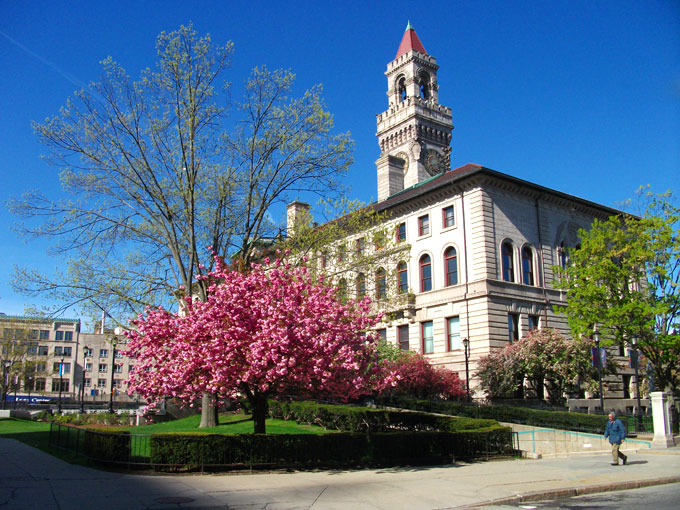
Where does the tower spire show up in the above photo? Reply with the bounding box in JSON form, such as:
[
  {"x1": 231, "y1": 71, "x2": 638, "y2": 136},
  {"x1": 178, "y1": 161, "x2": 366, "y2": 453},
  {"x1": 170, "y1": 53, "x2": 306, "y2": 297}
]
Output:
[{"x1": 395, "y1": 22, "x2": 427, "y2": 58}]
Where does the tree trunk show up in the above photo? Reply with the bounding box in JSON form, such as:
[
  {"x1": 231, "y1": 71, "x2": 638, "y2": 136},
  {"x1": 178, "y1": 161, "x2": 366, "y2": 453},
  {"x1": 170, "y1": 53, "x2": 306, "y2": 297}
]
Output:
[
  {"x1": 199, "y1": 393, "x2": 218, "y2": 428},
  {"x1": 250, "y1": 393, "x2": 268, "y2": 434}
]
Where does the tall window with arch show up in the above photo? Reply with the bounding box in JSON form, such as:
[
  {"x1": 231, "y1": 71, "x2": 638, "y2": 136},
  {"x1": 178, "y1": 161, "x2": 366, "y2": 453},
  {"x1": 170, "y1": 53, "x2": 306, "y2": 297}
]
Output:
[
  {"x1": 397, "y1": 77, "x2": 406, "y2": 102},
  {"x1": 419, "y1": 254, "x2": 432, "y2": 292},
  {"x1": 418, "y1": 72, "x2": 430, "y2": 99},
  {"x1": 521, "y1": 246, "x2": 534, "y2": 286},
  {"x1": 356, "y1": 273, "x2": 366, "y2": 298},
  {"x1": 444, "y1": 246, "x2": 458, "y2": 286},
  {"x1": 397, "y1": 261, "x2": 408, "y2": 294},
  {"x1": 375, "y1": 268, "x2": 387, "y2": 300},
  {"x1": 501, "y1": 241, "x2": 515, "y2": 282},
  {"x1": 337, "y1": 278, "x2": 347, "y2": 303}
]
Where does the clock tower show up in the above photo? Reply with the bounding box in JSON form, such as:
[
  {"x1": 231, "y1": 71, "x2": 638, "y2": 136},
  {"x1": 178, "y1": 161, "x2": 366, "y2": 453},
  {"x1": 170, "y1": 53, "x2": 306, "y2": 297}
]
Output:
[{"x1": 376, "y1": 22, "x2": 453, "y2": 201}]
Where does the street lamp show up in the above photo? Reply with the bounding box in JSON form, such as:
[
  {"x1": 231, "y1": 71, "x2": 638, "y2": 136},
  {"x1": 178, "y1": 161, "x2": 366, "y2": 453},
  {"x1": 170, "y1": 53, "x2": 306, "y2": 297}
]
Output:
[
  {"x1": 108, "y1": 332, "x2": 119, "y2": 414},
  {"x1": 594, "y1": 327, "x2": 605, "y2": 414},
  {"x1": 462, "y1": 337, "x2": 471, "y2": 402},
  {"x1": 80, "y1": 345, "x2": 88, "y2": 413},
  {"x1": 2, "y1": 361, "x2": 12, "y2": 410},
  {"x1": 57, "y1": 357, "x2": 64, "y2": 414},
  {"x1": 631, "y1": 338, "x2": 643, "y2": 431}
]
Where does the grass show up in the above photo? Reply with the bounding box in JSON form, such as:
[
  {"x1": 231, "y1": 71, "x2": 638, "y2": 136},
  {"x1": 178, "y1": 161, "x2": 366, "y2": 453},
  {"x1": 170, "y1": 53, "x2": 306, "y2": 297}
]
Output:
[
  {"x1": 125, "y1": 412, "x2": 332, "y2": 435},
  {"x1": 0, "y1": 417, "x2": 86, "y2": 464}
]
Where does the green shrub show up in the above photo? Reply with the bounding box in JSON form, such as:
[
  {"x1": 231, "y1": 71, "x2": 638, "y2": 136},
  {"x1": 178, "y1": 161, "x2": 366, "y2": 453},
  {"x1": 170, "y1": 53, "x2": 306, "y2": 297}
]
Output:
[
  {"x1": 378, "y1": 396, "x2": 609, "y2": 434},
  {"x1": 149, "y1": 427, "x2": 512, "y2": 471},
  {"x1": 269, "y1": 400, "x2": 498, "y2": 433},
  {"x1": 82, "y1": 429, "x2": 131, "y2": 463}
]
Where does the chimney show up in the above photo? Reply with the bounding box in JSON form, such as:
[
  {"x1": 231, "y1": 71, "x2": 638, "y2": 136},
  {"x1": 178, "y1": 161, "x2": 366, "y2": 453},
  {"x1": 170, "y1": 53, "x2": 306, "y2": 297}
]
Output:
[{"x1": 286, "y1": 201, "x2": 311, "y2": 238}]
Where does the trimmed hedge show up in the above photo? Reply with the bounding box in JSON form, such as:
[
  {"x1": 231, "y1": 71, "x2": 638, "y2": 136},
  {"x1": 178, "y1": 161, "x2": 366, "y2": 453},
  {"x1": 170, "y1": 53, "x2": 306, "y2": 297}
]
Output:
[
  {"x1": 82, "y1": 428, "x2": 131, "y2": 463},
  {"x1": 269, "y1": 400, "x2": 498, "y2": 432},
  {"x1": 378, "y1": 396, "x2": 610, "y2": 434},
  {"x1": 149, "y1": 427, "x2": 512, "y2": 471}
]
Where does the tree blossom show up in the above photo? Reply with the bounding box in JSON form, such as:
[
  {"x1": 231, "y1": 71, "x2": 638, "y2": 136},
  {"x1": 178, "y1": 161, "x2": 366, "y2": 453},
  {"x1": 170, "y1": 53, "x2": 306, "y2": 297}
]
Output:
[{"x1": 125, "y1": 258, "x2": 383, "y2": 433}]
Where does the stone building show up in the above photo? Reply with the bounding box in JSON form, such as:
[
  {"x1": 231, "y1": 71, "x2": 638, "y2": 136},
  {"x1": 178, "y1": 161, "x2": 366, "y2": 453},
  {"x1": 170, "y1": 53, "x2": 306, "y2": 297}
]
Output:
[{"x1": 288, "y1": 24, "x2": 641, "y2": 409}]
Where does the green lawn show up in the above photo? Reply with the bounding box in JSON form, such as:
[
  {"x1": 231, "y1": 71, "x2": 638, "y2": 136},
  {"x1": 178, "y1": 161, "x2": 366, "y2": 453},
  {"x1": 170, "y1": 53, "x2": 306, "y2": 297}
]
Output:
[{"x1": 125, "y1": 412, "x2": 332, "y2": 435}]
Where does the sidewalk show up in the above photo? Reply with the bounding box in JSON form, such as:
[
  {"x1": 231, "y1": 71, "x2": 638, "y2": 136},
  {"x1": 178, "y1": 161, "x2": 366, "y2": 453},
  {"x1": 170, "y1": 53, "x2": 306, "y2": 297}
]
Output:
[{"x1": 1, "y1": 438, "x2": 679, "y2": 510}]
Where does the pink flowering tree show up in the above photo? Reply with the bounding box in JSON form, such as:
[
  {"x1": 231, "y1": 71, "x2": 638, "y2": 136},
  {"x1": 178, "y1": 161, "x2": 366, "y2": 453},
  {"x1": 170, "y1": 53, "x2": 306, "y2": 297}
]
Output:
[{"x1": 125, "y1": 258, "x2": 382, "y2": 433}]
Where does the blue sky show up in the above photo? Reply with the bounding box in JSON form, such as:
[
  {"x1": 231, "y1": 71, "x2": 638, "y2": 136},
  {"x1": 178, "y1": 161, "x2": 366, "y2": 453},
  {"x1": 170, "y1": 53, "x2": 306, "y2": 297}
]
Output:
[{"x1": 1, "y1": 1, "x2": 678, "y2": 320}]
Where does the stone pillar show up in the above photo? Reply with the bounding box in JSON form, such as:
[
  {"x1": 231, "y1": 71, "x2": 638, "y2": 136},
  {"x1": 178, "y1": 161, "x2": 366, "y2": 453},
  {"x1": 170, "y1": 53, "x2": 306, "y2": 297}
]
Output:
[{"x1": 651, "y1": 391, "x2": 675, "y2": 448}]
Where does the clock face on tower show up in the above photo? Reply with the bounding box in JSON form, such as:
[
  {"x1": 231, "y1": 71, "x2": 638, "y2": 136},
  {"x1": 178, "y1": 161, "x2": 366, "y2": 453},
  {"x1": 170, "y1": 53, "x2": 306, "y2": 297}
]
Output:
[{"x1": 423, "y1": 149, "x2": 443, "y2": 176}]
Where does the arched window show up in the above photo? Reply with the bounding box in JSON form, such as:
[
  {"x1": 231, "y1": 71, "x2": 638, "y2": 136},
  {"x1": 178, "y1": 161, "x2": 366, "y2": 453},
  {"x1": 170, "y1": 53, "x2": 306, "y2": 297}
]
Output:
[
  {"x1": 397, "y1": 261, "x2": 408, "y2": 294},
  {"x1": 337, "y1": 278, "x2": 347, "y2": 302},
  {"x1": 444, "y1": 247, "x2": 458, "y2": 286},
  {"x1": 501, "y1": 242, "x2": 515, "y2": 282},
  {"x1": 356, "y1": 273, "x2": 366, "y2": 298},
  {"x1": 397, "y1": 77, "x2": 406, "y2": 102},
  {"x1": 419, "y1": 254, "x2": 432, "y2": 292},
  {"x1": 558, "y1": 241, "x2": 568, "y2": 269},
  {"x1": 375, "y1": 268, "x2": 387, "y2": 300},
  {"x1": 522, "y1": 247, "x2": 534, "y2": 286},
  {"x1": 419, "y1": 72, "x2": 430, "y2": 99}
]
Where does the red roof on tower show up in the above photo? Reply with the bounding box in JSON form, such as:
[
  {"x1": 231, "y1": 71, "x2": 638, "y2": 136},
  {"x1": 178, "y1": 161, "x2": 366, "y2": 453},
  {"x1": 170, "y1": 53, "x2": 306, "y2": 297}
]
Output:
[{"x1": 395, "y1": 21, "x2": 427, "y2": 58}]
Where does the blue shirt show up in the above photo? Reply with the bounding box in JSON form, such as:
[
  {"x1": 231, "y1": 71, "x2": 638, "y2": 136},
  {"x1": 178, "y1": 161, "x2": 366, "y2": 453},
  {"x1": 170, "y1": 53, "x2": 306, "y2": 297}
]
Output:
[{"x1": 604, "y1": 418, "x2": 626, "y2": 444}]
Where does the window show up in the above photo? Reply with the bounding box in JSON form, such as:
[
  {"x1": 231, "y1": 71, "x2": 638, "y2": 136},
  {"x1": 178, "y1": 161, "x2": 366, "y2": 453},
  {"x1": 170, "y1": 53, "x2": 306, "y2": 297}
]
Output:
[
  {"x1": 26, "y1": 342, "x2": 38, "y2": 355},
  {"x1": 447, "y1": 317, "x2": 461, "y2": 351},
  {"x1": 113, "y1": 379, "x2": 122, "y2": 389},
  {"x1": 419, "y1": 254, "x2": 432, "y2": 292},
  {"x1": 376, "y1": 329, "x2": 387, "y2": 344},
  {"x1": 98, "y1": 364, "x2": 108, "y2": 373},
  {"x1": 528, "y1": 315, "x2": 540, "y2": 330},
  {"x1": 337, "y1": 278, "x2": 347, "y2": 302},
  {"x1": 522, "y1": 247, "x2": 534, "y2": 285},
  {"x1": 320, "y1": 251, "x2": 327, "y2": 269},
  {"x1": 501, "y1": 242, "x2": 515, "y2": 282},
  {"x1": 397, "y1": 261, "x2": 408, "y2": 294},
  {"x1": 35, "y1": 362, "x2": 45, "y2": 373},
  {"x1": 113, "y1": 364, "x2": 124, "y2": 374},
  {"x1": 99, "y1": 349, "x2": 108, "y2": 358},
  {"x1": 356, "y1": 273, "x2": 366, "y2": 298},
  {"x1": 558, "y1": 241, "x2": 568, "y2": 269},
  {"x1": 355, "y1": 237, "x2": 365, "y2": 256},
  {"x1": 85, "y1": 363, "x2": 93, "y2": 373},
  {"x1": 34, "y1": 378, "x2": 46, "y2": 391},
  {"x1": 54, "y1": 346, "x2": 72, "y2": 357},
  {"x1": 114, "y1": 350, "x2": 124, "y2": 359},
  {"x1": 418, "y1": 215, "x2": 430, "y2": 236},
  {"x1": 83, "y1": 348, "x2": 93, "y2": 358},
  {"x1": 84, "y1": 378, "x2": 91, "y2": 388},
  {"x1": 398, "y1": 325, "x2": 409, "y2": 350},
  {"x1": 375, "y1": 268, "x2": 387, "y2": 300},
  {"x1": 64, "y1": 331, "x2": 73, "y2": 342},
  {"x1": 337, "y1": 244, "x2": 345, "y2": 263},
  {"x1": 508, "y1": 313, "x2": 519, "y2": 343},
  {"x1": 97, "y1": 379, "x2": 107, "y2": 388},
  {"x1": 53, "y1": 362, "x2": 70, "y2": 374},
  {"x1": 421, "y1": 321, "x2": 434, "y2": 354},
  {"x1": 51, "y1": 380, "x2": 69, "y2": 392},
  {"x1": 444, "y1": 247, "x2": 458, "y2": 286},
  {"x1": 442, "y1": 205, "x2": 455, "y2": 228},
  {"x1": 396, "y1": 222, "x2": 406, "y2": 242},
  {"x1": 37, "y1": 345, "x2": 48, "y2": 356},
  {"x1": 39, "y1": 330, "x2": 49, "y2": 341},
  {"x1": 30, "y1": 330, "x2": 39, "y2": 340},
  {"x1": 55, "y1": 331, "x2": 63, "y2": 341}
]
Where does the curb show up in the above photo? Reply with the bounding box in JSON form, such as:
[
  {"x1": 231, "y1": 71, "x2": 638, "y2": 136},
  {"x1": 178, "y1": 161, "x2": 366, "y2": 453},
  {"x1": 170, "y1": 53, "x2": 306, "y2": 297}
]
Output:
[{"x1": 467, "y1": 476, "x2": 680, "y2": 508}]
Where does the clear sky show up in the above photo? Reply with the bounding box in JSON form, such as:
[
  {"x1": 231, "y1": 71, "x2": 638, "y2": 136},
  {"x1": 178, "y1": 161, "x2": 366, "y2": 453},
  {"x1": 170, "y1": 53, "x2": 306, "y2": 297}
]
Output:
[{"x1": 1, "y1": 0, "x2": 678, "y2": 320}]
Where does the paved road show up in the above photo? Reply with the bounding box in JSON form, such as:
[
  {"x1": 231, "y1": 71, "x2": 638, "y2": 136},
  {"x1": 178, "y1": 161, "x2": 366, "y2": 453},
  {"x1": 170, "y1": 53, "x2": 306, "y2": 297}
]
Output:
[{"x1": 1, "y1": 438, "x2": 679, "y2": 509}]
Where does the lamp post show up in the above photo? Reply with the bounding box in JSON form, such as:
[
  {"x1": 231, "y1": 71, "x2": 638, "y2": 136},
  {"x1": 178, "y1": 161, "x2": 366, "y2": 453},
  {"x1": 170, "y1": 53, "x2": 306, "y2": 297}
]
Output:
[
  {"x1": 462, "y1": 337, "x2": 471, "y2": 402},
  {"x1": 57, "y1": 357, "x2": 64, "y2": 414},
  {"x1": 80, "y1": 346, "x2": 88, "y2": 413},
  {"x1": 2, "y1": 361, "x2": 11, "y2": 410},
  {"x1": 594, "y1": 327, "x2": 605, "y2": 414},
  {"x1": 108, "y1": 334, "x2": 118, "y2": 414},
  {"x1": 27, "y1": 375, "x2": 33, "y2": 408},
  {"x1": 631, "y1": 337, "x2": 643, "y2": 431}
]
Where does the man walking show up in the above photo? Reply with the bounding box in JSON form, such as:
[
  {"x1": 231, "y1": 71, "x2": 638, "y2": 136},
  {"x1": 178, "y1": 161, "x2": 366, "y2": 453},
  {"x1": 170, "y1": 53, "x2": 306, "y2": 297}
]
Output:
[{"x1": 604, "y1": 412, "x2": 627, "y2": 466}]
